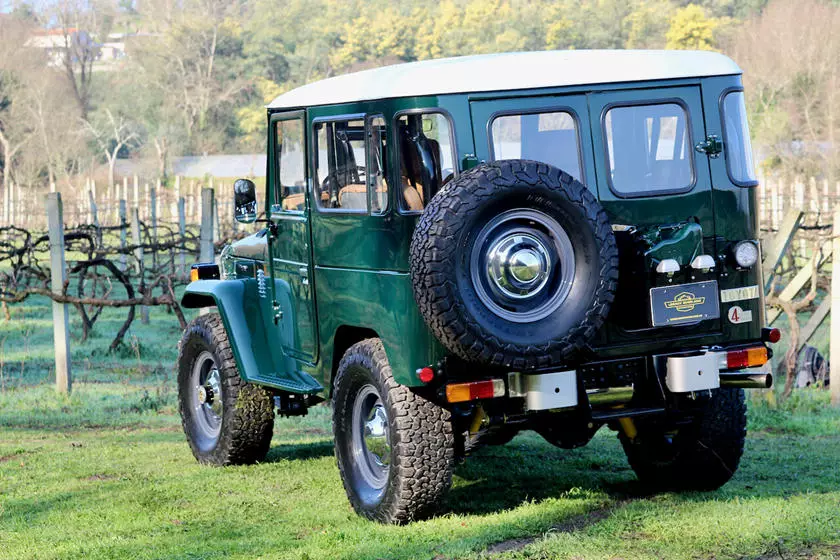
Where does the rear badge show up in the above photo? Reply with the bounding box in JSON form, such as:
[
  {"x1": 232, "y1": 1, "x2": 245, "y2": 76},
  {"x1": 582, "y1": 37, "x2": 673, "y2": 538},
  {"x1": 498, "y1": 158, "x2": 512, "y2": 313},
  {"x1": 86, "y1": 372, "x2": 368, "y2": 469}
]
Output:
[
  {"x1": 727, "y1": 305, "x2": 753, "y2": 324},
  {"x1": 720, "y1": 285, "x2": 759, "y2": 303}
]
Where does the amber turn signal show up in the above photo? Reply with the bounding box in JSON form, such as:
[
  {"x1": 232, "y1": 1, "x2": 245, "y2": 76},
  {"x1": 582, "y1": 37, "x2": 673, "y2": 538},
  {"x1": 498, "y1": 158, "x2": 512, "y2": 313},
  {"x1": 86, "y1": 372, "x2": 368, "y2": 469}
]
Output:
[
  {"x1": 726, "y1": 346, "x2": 768, "y2": 369},
  {"x1": 445, "y1": 379, "x2": 505, "y2": 403}
]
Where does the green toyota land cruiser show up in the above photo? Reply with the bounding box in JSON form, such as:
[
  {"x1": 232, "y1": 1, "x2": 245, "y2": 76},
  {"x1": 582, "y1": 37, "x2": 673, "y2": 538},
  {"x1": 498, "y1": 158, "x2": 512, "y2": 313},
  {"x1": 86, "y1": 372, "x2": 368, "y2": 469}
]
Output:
[{"x1": 177, "y1": 50, "x2": 781, "y2": 524}]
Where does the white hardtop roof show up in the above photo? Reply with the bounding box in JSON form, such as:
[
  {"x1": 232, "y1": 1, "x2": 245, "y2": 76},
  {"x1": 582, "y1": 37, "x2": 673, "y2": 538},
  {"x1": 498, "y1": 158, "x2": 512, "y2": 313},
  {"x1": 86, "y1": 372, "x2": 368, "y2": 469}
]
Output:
[{"x1": 268, "y1": 50, "x2": 741, "y2": 110}]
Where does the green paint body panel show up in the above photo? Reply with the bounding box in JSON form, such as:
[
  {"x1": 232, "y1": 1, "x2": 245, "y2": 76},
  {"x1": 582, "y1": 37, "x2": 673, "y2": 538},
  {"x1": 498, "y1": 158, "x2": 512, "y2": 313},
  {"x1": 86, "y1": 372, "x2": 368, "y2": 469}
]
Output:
[
  {"x1": 183, "y1": 71, "x2": 766, "y2": 395},
  {"x1": 182, "y1": 280, "x2": 323, "y2": 393}
]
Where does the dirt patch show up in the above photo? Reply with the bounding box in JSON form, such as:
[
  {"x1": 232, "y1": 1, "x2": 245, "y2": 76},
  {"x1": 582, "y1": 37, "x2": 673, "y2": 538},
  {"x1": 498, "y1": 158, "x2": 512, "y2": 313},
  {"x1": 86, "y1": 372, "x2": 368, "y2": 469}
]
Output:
[
  {"x1": 85, "y1": 473, "x2": 118, "y2": 481},
  {"x1": 484, "y1": 500, "x2": 628, "y2": 556}
]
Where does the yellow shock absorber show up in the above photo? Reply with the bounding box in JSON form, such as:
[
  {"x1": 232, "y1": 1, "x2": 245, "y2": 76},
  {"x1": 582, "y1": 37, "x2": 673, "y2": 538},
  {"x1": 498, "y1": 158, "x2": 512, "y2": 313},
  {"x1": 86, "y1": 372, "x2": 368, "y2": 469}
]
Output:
[{"x1": 618, "y1": 416, "x2": 638, "y2": 441}]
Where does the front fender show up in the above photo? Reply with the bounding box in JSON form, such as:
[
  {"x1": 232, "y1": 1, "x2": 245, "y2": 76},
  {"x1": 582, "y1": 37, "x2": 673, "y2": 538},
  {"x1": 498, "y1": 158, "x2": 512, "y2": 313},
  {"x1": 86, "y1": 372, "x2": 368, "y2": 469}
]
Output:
[{"x1": 181, "y1": 280, "x2": 322, "y2": 395}]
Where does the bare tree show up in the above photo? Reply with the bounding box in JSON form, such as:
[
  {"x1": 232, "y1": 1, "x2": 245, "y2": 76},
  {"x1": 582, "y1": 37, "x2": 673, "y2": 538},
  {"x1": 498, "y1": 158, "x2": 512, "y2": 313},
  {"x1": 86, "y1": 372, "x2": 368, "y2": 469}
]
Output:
[
  {"x1": 727, "y1": 0, "x2": 840, "y2": 179},
  {"x1": 84, "y1": 109, "x2": 140, "y2": 193},
  {"x1": 53, "y1": 0, "x2": 115, "y2": 119}
]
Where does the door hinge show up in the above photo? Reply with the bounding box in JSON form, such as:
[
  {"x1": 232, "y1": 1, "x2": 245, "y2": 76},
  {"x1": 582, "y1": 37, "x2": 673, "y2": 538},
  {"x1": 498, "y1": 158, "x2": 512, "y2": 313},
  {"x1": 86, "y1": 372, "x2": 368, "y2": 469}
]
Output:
[
  {"x1": 272, "y1": 301, "x2": 283, "y2": 323},
  {"x1": 695, "y1": 135, "x2": 723, "y2": 158}
]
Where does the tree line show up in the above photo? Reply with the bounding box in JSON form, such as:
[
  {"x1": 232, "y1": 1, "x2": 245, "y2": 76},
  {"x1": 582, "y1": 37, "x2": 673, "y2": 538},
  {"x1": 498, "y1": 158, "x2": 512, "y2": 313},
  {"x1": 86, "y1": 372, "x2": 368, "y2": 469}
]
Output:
[{"x1": 0, "y1": 0, "x2": 838, "y2": 202}]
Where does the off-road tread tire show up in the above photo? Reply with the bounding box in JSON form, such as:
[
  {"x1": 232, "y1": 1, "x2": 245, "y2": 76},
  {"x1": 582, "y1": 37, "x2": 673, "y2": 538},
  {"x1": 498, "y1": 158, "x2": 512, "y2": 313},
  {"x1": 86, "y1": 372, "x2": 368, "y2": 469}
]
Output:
[
  {"x1": 332, "y1": 338, "x2": 455, "y2": 524},
  {"x1": 177, "y1": 313, "x2": 275, "y2": 466},
  {"x1": 620, "y1": 388, "x2": 747, "y2": 491},
  {"x1": 410, "y1": 160, "x2": 618, "y2": 369}
]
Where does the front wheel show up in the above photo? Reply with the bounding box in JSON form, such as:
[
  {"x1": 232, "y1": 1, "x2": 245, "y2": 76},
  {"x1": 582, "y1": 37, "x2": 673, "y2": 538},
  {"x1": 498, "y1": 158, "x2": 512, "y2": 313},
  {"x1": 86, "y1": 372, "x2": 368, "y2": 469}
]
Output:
[
  {"x1": 177, "y1": 314, "x2": 275, "y2": 465},
  {"x1": 620, "y1": 388, "x2": 747, "y2": 491},
  {"x1": 332, "y1": 339, "x2": 455, "y2": 524}
]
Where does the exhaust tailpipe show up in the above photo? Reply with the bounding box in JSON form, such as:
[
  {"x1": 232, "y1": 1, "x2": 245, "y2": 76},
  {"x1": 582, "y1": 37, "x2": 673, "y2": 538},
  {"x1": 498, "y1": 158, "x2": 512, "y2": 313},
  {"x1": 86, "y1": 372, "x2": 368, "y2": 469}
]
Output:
[{"x1": 719, "y1": 372, "x2": 773, "y2": 389}]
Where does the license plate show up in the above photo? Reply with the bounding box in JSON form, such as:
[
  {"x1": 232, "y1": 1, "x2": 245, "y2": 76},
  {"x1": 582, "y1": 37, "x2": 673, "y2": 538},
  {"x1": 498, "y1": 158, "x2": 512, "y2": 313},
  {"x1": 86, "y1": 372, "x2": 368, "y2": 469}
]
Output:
[{"x1": 650, "y1": 281, "x2": 720, "y2": 327}]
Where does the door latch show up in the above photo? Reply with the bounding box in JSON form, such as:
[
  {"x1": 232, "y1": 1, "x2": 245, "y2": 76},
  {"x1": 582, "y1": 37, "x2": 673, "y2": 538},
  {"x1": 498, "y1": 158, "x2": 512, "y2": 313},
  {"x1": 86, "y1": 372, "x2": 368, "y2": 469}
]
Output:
[
  {"x1": 299, "y1": 267, "x2": 309, "y2": 286},
  {"x1": 695, "y1": 135, "x2": 723, "y2": 158}
]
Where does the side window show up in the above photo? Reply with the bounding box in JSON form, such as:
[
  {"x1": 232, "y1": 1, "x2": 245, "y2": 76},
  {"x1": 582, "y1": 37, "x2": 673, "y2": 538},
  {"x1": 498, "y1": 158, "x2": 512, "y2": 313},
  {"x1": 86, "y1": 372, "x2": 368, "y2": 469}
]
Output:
[
  {"x1": 313, "y1": 119, "x2": 367, "y2": 211},
  {"x1": 604, "y1": 103, "x2": 693, "y2": 196},
  {"x1": 276, "y1": 118, "x2": 306, "y2": 212},
  {"x1": 367, "y1": 116, "x2": 388, "y2": 213},
  {"x1": 721, "y1": 90, "x2": 758, "y2": 186},
  {"x1": 491, "y1": 111, "x2": 582, "y2": 181},
  {"x1": 396, "y1": 112, "x2": 455, "y2": 212}
]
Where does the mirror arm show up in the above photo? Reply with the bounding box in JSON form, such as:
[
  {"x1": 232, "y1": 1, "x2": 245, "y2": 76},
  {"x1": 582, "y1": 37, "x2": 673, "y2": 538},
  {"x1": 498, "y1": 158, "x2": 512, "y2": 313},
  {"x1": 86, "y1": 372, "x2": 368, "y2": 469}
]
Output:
[{"x1": 253, "y1": 218, "x2": 278, "y2": 237}]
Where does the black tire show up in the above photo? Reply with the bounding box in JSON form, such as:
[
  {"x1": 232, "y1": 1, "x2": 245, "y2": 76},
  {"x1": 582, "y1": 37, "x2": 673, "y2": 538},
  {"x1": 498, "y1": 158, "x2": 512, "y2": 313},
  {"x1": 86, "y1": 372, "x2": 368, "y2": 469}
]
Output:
[
  {"x1": 410, "y1": 160, "x2": 618, "y2": 369},
  {"x1": 177, "y1": 313, "x2": 275, "y2": 465},
  {"x1": 332, "y1": 338, "x2": 455, "y2": 524},
  {"x1": 620, "y1": 388, "x2": 747, "y2": 491}
]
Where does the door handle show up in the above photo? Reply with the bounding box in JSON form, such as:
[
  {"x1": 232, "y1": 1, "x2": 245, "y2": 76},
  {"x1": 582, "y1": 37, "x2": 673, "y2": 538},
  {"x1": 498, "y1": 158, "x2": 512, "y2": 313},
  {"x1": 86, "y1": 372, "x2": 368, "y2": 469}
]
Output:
[{"x1": 299, "y1": 267, "x2": 309, "y2": 286}]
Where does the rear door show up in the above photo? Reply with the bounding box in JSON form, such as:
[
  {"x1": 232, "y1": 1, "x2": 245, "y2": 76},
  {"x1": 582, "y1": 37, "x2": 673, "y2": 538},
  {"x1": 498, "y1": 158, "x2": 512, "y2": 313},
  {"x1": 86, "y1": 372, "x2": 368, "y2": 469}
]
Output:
[
  {"x1": 587, "y1": 86, "x2": 714, "y2": 234},
  {"x1": 587, "y1": 86, "x2": 721, "y2": 343}
]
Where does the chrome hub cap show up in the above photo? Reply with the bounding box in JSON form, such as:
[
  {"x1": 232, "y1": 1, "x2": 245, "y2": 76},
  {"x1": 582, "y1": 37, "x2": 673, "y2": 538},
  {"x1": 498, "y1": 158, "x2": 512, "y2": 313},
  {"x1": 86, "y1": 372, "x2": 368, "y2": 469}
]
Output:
[
  {"x1": 486, "y1": 233, "x2": 552, "y2": 299},
  {"x1": 351, "y1": 385, "x2": 391, "y2": 505},
  {"x1": 471, "y1": 209, "x2": 576, "y2": 323},
  {"x1": 189, "y1": 351, "x2": 223, "y2": 448}
]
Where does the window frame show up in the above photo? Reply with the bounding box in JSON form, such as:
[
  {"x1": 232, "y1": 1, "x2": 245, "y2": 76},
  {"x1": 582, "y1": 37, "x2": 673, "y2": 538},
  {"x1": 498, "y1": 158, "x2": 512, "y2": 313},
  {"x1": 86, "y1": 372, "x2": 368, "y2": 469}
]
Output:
[
  {"x1": 719, "y1": 87, "x2": 759, "y2": 188},
  {"x1": 599, "y1": 98, "x2": 697, "y2": 199},
  {"x1": 486, "y1": 106, "x2": 586, "y2": 185},
  {"x1": 366, "y1": 114, "x2": 390, "y2": 215},
  {"x1": 310, "y1": 112, "x2": 369, "y2": 215},
  {"x1": 270, "y1": 110, "x2": 307, "y2": 215},
  {"x1": 392, "y1": 108, "x2": 459, "y2": 215}
]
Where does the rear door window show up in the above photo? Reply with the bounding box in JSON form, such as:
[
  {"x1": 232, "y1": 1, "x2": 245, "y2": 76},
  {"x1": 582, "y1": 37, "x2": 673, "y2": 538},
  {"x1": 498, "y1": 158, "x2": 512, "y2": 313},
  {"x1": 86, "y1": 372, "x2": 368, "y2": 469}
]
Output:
[
  {"x1": 604, "y1": 102, "x2": 694, "y2": 196},
  {"x1": 721, "y1": 90, "x2": 758, "y2": 186},
  {"x1": 490, "y1": 111, "x2": 582, "y2": 181}
]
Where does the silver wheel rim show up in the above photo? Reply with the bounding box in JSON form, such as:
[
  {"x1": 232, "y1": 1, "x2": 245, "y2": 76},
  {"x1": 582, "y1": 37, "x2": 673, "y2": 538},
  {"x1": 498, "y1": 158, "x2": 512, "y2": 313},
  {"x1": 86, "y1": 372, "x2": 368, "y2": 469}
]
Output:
[
  {"x1": 350, "y1": 384, "x2": 390, "y2": 506},
  {"x1": 190, "y1": 350, "x2": 223, "y2": 448},
  {"x1": 470, "y1": 208, "x2": 576, "y2": 323}
]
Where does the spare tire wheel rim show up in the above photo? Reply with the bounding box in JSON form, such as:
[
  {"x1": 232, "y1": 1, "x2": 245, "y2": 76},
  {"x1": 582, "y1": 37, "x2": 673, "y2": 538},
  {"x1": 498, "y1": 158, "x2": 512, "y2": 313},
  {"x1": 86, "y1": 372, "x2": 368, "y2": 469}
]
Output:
[
  {"x1": 470, "y1": 208, "x2": 576, "y2": 323},
  {"x1": 190, "y1": 350, "x2": 223, "y2": 447},
  {"x1": 350, "y1": 384, "x2": 390, "y2": 505}
]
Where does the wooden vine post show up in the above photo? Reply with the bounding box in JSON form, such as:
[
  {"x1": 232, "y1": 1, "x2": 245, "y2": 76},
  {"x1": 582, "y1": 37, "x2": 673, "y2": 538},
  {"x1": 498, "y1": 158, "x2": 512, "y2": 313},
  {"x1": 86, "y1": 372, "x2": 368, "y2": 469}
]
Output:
[
  {"x1": 831, "y1": 208, "x2": 839, "y2": 407},
  {"x1": 46, "y1": 193, "x2": 72, "y2": 394}
]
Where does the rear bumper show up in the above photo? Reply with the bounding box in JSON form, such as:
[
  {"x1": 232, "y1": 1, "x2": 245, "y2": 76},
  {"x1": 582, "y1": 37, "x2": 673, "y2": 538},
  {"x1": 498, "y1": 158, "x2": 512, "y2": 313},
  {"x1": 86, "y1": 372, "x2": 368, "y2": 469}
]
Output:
[{"x1": 445, "y1": 343, "x2": 772, "y2": 416}]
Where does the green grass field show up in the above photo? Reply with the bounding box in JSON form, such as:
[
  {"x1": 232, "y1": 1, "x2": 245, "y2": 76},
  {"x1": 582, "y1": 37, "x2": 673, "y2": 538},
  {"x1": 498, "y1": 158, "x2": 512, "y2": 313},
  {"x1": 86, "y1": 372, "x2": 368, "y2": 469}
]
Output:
[{"x1": 1, "y1": 296, "x2": 840, "y2": 559}]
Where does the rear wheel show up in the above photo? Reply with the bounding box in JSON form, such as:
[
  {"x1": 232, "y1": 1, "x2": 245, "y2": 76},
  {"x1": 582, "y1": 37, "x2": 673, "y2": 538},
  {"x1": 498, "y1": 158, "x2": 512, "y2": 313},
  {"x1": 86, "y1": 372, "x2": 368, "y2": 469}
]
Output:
[
  {"x1": 332, "y1": 339, "x2": 455, "y2": 524},
  {"x1": 177, "y1": 314, "x2": 275, "y2": 465},
  {"x1": 620, "y1": 388, "x2": 747, "y2": 491}
]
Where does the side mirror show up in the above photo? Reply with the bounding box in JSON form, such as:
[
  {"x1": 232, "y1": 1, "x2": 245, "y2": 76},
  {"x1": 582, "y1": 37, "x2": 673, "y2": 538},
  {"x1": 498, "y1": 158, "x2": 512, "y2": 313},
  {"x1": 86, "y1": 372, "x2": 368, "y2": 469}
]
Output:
[{"x1": 233, "y1": 178, "x2": 257, "y2": 224}]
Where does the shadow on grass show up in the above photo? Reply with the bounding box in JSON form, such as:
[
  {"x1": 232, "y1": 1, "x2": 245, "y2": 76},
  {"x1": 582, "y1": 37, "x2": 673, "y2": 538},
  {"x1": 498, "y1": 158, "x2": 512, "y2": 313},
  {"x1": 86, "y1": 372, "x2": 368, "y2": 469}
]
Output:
[{"x1": 264, "y1": 439, "x2": 334, "y2": 462}]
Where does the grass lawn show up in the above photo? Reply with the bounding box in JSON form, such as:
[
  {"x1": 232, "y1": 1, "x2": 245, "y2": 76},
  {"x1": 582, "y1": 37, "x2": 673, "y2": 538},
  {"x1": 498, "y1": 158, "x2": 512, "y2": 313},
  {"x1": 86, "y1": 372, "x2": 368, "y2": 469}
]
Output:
[{"x1": 1, "y1": 297, "x2": 840, "y2": 559}]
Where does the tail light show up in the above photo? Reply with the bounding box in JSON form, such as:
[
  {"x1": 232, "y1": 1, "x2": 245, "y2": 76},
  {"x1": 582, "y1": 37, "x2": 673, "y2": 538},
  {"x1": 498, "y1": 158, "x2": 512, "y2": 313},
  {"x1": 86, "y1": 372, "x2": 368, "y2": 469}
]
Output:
[
  {"x1": 445, "y1": 379, "x2": 505, "y2": 403},
  {"x1": 726, "y1": 346, "x2": 768, "y2": 369},
  {"x1": 762, "y1": 327, "x2": 782, "y2": 344}
]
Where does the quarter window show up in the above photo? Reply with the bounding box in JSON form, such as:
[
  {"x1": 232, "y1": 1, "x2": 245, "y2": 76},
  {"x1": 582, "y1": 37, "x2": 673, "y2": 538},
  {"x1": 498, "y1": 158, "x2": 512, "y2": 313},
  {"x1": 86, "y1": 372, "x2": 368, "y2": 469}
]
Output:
[
  {"x1": 491, "y1": 111, "x2": 582, "y2": 181},
  {"x1": 313, "y1": 119, "x2": 367, "y2": 211},
  {"x1": 397, "y1": 112, "x2": 456, "y2": 212},
  {"x1": 604, "y1": 103, "x2": 693, "y2": 195},
  {"x1": 721, "y1": 91, "x2": 757, "y2": 186},
  {"x1": 276, "y1": 118, "x2": 306, "y2": 211},
  {"x1": 368, "y1": 116, "x2": 388, "y2": 213}
]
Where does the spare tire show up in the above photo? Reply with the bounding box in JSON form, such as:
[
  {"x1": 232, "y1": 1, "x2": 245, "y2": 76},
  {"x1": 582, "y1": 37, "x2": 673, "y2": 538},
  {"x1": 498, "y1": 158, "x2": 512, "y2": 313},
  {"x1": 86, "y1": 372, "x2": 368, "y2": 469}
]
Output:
[{"x1": 410, "y1": 160, "x2": 618, "y2": 369}]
